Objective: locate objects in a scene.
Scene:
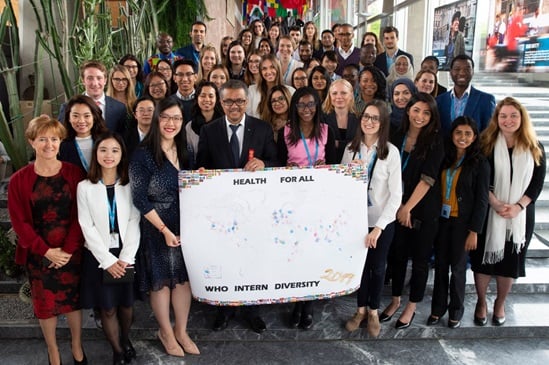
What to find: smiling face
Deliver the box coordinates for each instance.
[260,59,278,83]
[407,101,432,132]
[270,90,288,115]
[395,57,409,75]
[321,57,337,73]
[269,25,280,40]
[452,124,476,153]
[329,82,352,109]
[415,72,436,94]
[157,34,173,55]
[259,41,271,56]
[148,76,168,100]
[30,130,62,161]
[96,137,122,171]
[361,105,381,138]
[278,38,293,59]
[240,31,253,47]
[209,69,227,89]
[69,103,94,137]
[247,54,262,74]
[229,45,245,66]
[311,71,327,91]
[362,34,376,47]
[173,64,197,95]
[497,104,522,137]
[450,59,473,88]
[359,71,378,99]
[156,61,172,81]
[221,87,248,124]
[123,60,139,79]
[191,24,206,46]
[201,50,217,73]
[296,94,317,124]
[392,84,412,109]
[253,21,264,36]
[82,67,107,100]
[197,85,217,114]
[158,105,183,141]
[292,70,308,89]
[321,32,334,48]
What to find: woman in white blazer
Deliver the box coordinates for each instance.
[77,132,140,365]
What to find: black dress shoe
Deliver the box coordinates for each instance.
[113,351,126,365]
[213,312,231,331]
[249,316,267,333]
[426,315,440,326]
[395,312,415,329]
[122,340,136,362]
[289,303,302,328]
[379,304,400,322]
[492,315,506,326]
[448,319,461,329]
[474,315,487,326]
[299,314,313,330]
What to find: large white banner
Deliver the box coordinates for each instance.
[179,165,368,306]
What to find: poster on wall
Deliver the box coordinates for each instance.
[484,0,549,73]
[432,0,478,70]
[178,166,369,305]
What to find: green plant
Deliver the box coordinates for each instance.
[155,0,211,46]
[0,227,23,278]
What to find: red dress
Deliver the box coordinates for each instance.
[8,163,84,319]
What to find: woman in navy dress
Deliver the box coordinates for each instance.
[129,97,199,357]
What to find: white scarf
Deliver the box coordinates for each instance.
[484,132,533,264]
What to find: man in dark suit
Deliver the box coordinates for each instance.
[196,80,278,333]
[374,26,414,76]
[436,54,496,135]
[58,60,127,135]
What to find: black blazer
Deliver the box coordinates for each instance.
[59,95,127,135]
[445,155,490,233]
[321,112,359,162]
[59,138,89,174]
[374,49,414,76]
[123,122,142,159]
[196,115,279,169]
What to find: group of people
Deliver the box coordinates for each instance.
[5,18,545,365]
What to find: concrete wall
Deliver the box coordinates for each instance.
[203,0,242,49]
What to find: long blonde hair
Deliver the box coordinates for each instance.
[480,96,542,165]
[106,65,136,113]
[321,79,357,115]
[197,45,220,82]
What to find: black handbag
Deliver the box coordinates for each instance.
[102,266,135,284]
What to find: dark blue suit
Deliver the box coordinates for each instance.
[196,115,279,169]
[59,95,127,135]
[374,49,414,76]
[436,87,496,136]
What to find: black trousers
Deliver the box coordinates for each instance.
[357,223,395,309]
[391,218,438,302]
[431,217,469,320]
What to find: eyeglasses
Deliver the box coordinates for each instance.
[157,67,172,72]
[175,72,195,78]
[149,82,166,89]
[159,114,183,123]
[271,96,287,105]
[136,107,154,114]
[339,32,353,37]
[296,101,316,110]
[362,114,380,123]
[112,77,129,83]
[248,59,261,64]
[124,65,139,69]
[222,99,247,106]
[293,76,308,81]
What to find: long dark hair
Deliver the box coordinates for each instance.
[119,54,144,83]
[308,65,331,102]
[190,81,224,135]
[443,116,481,169]
[88,132,130,185]
[359,66,387,101]
[141,97,189,168]
[401,93,441,160]
[286,87,323,146]
[63,95,108,140]
[348,100,390,160]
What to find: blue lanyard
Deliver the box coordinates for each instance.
[300,130,319,166]
[359,147,377,180]
[400,135,412,172]
[444,156,465,201]
[74,140,90,172]
[101,180,117,232]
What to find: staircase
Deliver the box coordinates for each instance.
[0,74,548,345]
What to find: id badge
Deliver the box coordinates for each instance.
[441,204,451,219]
[109,233,120,249]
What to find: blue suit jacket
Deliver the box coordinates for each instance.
[59,95,127,135]
[196,115,279,169]
[436,86,496,136]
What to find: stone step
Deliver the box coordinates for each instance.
[0,290,547,341]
